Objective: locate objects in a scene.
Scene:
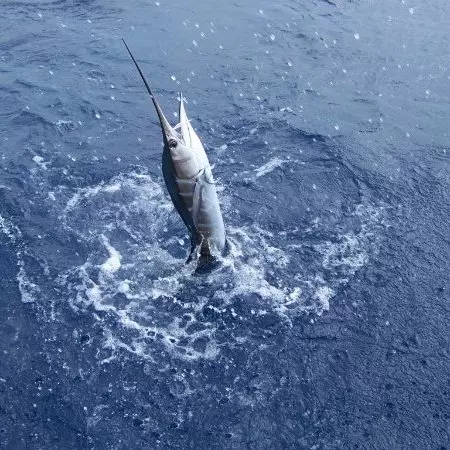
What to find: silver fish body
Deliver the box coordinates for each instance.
[123,40,226,264]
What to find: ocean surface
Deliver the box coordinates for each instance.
[1,0,449,448]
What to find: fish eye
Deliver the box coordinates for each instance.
[168,139,178,149]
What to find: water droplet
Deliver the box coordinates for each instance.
[171,75,176,81]
[192,40,198,47]
[409,7,414,14]
[269,34,275,41]
[354,33,360,40]
[334,125,340,131]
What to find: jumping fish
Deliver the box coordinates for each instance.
[122,40,226,267]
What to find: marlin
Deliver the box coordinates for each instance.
[122,40,226,267]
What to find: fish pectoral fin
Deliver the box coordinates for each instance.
[192,169,205,229]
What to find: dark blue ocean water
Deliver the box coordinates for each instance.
[1,0,449,448]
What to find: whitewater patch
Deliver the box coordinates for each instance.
[0,214,42,305]
[254,157,289,178]
[32,170,387,363]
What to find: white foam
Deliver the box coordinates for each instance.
[0,214,21,242]
[314,286,334,312]
[255,157,288,177]
[40,170,387,363]
[100,235,121,275]
[32,155,49,170]
[17,258,40,304]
